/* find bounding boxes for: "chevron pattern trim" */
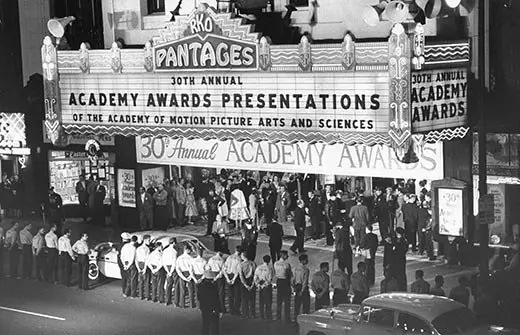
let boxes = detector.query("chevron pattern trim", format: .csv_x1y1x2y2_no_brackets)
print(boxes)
424,127,470,142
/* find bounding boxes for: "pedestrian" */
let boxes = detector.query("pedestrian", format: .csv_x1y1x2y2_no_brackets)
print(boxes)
263,187,276,229
275,185,291,228
185,182,199,225
32,227,46,282
410,269,430,294
307,190,322,240
423,196,436,261
119,233,135,297
351,261,369,304
373,187,390,240
206,188,220,236
290,200,306,255
393,227,408,291
274,250,291,323
75,175,90,222
148,242,164,302
207,251,226,313
239,251,256,319
349,197,370,257
19,223,33,279
153,184,169,231
175,179,187,226
212,215,230,254
402,194,419,252
325,193,339,246
5,221,21,279
254,255,274,320
137,186,154,230
192,248,208,307
176,244,196,308
136,234,151,300
449,275,470,307
331,268,350,306
0,224,4,279
293,254,310,317
360,224,378,286
91,179,106,226
222,246,242,315
248,187,258,227
197,269,222,335
47,187,63,234
430,275,445,296
334,221,353,276
268,220,283,263
311,262,330,310
241,220,258,261
162,237,178,306
45,223,59,283
380,268,399,294
58,228,75,287
382,235,394,270
72,232,90,290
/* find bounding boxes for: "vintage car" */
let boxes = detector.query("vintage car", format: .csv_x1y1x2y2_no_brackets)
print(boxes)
297,293,520,335
88,231,217,281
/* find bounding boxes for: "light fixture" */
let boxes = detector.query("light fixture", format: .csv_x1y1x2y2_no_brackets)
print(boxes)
382,1,409,23
363,1,388,27
47,16,75,45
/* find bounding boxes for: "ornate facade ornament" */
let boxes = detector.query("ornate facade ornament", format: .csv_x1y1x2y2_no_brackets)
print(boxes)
110,42,122,73
259,36,272,71
412,23,425,70
144,41,154,72
41,36,61,144
341,33,356,70
79,42,90,74
298,35,312,71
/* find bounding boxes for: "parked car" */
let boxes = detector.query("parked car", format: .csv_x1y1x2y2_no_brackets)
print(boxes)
297,293,520,335
88,231,219,281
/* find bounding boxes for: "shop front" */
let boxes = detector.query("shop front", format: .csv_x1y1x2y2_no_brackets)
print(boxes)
41,6,470,230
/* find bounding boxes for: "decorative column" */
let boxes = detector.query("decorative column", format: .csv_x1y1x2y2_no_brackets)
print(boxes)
42,36,62,145
388,23,412,161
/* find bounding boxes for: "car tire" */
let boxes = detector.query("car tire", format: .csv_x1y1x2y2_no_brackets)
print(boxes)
307,332,326,335
88,262,100,281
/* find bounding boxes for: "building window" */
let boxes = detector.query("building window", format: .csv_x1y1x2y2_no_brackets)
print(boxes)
290,0,309,7
148,0,165,14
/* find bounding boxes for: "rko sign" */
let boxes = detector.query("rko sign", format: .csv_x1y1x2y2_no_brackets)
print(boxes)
154,7,258,71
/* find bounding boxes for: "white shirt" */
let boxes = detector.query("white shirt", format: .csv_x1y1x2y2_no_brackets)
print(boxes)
141,193,146,204
120,242,136,270
135,244,150,263
162,245,178,272
176,253,193,273
223,253,242,275
192,255,207,276
45,231,58,249
207,254,224,272
72,240,89,255
58,235,74,258
147,249,163,273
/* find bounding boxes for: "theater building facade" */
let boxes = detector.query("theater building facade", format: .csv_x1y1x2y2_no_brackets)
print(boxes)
42,7,472,240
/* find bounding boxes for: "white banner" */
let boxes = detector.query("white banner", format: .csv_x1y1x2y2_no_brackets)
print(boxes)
136,137,444,180
117,169,136,208
438,188,463,236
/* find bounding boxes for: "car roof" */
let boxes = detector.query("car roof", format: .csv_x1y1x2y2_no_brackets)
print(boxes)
128,231,204,248
363,293,465,322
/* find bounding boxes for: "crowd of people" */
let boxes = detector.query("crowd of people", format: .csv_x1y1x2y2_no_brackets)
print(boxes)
0,173,24,218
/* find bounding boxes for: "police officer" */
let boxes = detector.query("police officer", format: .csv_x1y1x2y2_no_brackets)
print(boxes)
176,244,195,308
72,232,90,290
135,234,151,300
223,246,242,315
331,268,350,306
197,269,222,335
311,262,330,310
274,250,291,323
148,242,164,303
118,232,132,296
293,254,310,318
32,227,47,282
207,251,225,313
162,237,178,306
191,248,207,308
45,224,59,283
19,223,33,279
254,255,274,320
239,251,256,319
58,229,75,286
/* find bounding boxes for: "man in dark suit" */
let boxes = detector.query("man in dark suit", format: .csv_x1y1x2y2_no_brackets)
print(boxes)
307,190,322,240
290,200,306,254
92,180,106,226
268,220,284,263
75,175,89,222
137,186,154,230
198,270,222,335
334,221,353,276
402,194,419,252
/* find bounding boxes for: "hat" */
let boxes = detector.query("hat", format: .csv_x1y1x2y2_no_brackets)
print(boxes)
396,227,406,235
203,269,216,279
120,232,131,240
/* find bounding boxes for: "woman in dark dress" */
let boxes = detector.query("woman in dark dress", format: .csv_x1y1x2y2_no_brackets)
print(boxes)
392,227,409,292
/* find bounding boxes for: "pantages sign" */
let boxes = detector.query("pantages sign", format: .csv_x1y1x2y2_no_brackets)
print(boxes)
42,5,470,154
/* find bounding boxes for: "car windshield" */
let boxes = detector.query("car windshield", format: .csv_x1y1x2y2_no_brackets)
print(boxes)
432,308,482,335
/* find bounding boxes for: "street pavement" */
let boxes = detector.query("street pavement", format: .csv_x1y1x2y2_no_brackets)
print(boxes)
0,216,478,335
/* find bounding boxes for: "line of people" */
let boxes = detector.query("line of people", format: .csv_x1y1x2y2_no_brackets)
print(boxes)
0,220,90,290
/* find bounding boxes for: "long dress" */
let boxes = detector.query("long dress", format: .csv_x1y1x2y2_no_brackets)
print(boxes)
229,188,249,221
185,187,199,217
215,185,229,218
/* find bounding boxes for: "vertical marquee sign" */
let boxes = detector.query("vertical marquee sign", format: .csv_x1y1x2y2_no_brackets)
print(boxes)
43,5,470,161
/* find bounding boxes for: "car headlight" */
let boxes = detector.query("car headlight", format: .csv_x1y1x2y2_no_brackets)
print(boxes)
88,249,98,260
